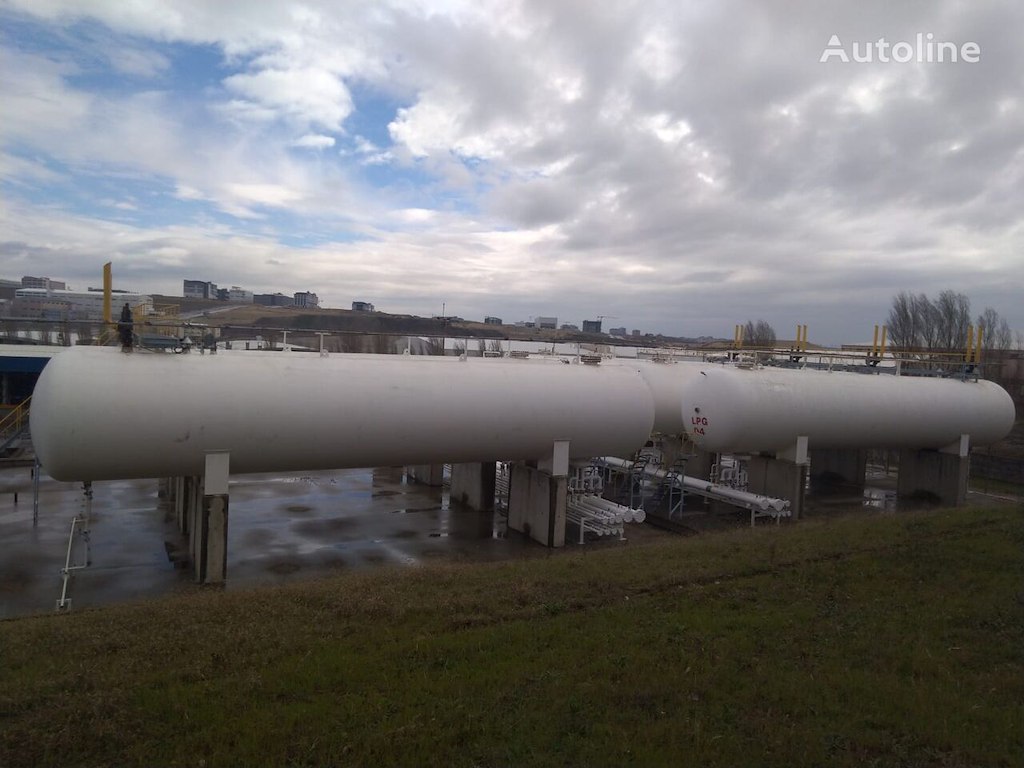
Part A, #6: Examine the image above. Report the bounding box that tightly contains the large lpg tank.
[619,360,706,435]
[30,347,655,482]
[682,365,1015,454]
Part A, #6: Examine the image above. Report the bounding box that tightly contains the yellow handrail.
[0,395,32,438]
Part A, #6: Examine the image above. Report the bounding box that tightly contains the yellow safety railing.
[0,395,32,449]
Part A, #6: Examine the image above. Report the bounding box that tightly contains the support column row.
[165,451,230,584]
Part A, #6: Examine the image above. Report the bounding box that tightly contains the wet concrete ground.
[2,463,1015,620]
[0,466,551,619]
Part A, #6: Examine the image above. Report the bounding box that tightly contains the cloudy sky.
[1,0,1021,344]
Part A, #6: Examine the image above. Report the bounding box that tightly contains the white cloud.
[223,182,303,208]
[0,0,1022,341]
[106,46,171,78]
[292,134,336,149]
[223,67,353,131]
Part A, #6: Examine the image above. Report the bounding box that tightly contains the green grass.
[2,504,1022,767]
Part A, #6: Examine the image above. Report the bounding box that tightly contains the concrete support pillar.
[450,462,496,511]
[176,475,194,535]
[747,438,809,519]
[508,464,567,547]
[658,435,686,467]
[897,435,969,507]
[192,451,230,584]
[508,440,570,547]
[170,477,181,533]
[187,475,203,566]
[809,449,867,488]
[406,464,445,487]
[687,448,716,481]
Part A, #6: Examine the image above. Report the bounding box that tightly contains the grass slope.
[2,505,1022,767]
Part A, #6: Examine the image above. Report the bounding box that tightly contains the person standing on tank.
[117,302,134,352]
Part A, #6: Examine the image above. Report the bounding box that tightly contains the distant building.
[254,293,295,307]
[22,276,66,291]
[183,279,218,299]
[0,279,21,302]
[216,288,229,301]
[294,292,320,308]
[560,323,579,331]
[351,301,374,312]
[609,327,627,337]
[631,329,641,337]
[582,320,603,334]
[13,288,152,320]
[536,316,558,329]
[484,316,503,325]
[227,286,254,303]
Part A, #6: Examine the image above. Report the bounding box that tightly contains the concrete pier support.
[170,476,189,535]
[508,440,570,547]
[406,464,445,487]
[178,476,201,536]
[747,438,809,519]
[897,435,969,506]
[810,449,867,488]
[186,476,203,573]
[450,462,496,511]
[657,435,686,467]
[508,464,567,547]
[687,448,716,481]
[189,451,230,584]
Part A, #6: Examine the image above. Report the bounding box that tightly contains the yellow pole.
[801,325,808,351]
[103,262,112,325]
[974,325,984,363]
[879,326,887,358]
[871,325,879,357]
[965,324,974,362]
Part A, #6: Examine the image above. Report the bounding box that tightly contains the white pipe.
[577,497,624,523]
[598,456,789,514]
[680,476,787,513]
[565,509,620,537]
[576,496,633,523]
[583,495,644,523]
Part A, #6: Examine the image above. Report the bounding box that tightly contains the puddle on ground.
[863,486,898,511]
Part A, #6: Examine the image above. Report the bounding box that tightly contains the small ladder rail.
[56,483,93,611]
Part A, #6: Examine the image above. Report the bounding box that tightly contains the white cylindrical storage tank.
[682,365,1015,454]
[625,360,706,435]
[31,347,656,482]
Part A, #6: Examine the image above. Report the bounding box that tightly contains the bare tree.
[422,337,446,355]
[887,291,921,350]
[75,321,94,346]
[914,293,943,350]
[742,319,776,348]
[888,291,975,352]
[976,307,1012,351]
[933,290,971,351]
